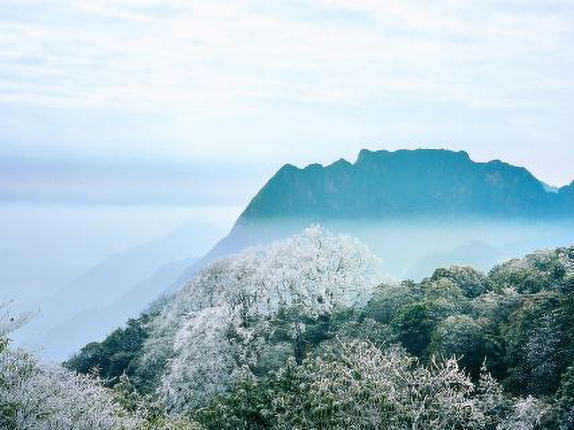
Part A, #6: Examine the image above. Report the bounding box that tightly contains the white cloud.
[0,0,573,185]
[1,0,572,110]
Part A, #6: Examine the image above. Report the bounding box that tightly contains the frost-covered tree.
[495,397,550,430]
[502,292,569,396]
[271,341,485,430]
[140,226,382,412]
[489,247,574,294]
[197,340,549,430]
[0,301,32,342]
[555,362,574,430]
[0,301,145,430]
[0,348,143,430]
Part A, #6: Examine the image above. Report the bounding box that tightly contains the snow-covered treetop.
[156,225,382,334]
[141,226,383,411]
[0,301,32,341]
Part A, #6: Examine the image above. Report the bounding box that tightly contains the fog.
[338,219,574,280]
[208,216,574,283]
[3,201,574,359]
[0,202,241,312]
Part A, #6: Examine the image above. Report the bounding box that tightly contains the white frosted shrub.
[271,340,526,430]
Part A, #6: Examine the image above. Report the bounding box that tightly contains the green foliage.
[110,374,205,430]
[196,340,543,430]
[429,315,489,379]
[555,362,574,430]
[195,377,274,430]
[65,312,154,391]
[489,248,574,294]
[363,280,422,324]
[430,266,493,298]
[69,244,574,429]
[392,302,435,357]
[502,292,572,395]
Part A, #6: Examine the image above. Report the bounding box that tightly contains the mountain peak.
[355,148,472,166]
[303,163,323,171]
[329,158,353,169]
[277,163,299,174]
[238,148,570,223]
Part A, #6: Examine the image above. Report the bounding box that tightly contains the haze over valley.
[3,1,574,428]
[8,148,574,360]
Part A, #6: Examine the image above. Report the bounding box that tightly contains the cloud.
[0,0,573,188]
[1,0,572,111]
[0,153,269,205]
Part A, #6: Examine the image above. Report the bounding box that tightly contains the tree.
[489,248,574,295]
[196,340,548,430]
[429,315,489,380]
[555,362,574,430]
[0,302,143,430]
[65,313,154,390]
[502,292,568,396]
[141,226,383,413]
[430,266,493,299]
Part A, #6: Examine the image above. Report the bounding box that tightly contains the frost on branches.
[0,301,142,430]
[273,340,507,430]
[199,340,551,430]
[141,226,382,412]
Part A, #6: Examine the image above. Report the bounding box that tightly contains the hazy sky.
[0,203,242,306]
[1,0,574,207]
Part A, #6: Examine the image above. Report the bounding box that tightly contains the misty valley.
[4,0,574,426]
[2,149,574,429]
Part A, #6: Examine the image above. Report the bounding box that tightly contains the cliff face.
[238,149,563,223]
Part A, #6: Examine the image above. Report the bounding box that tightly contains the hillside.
[560,180,574,206]
[16,217,221,360]
[65,227,574,429]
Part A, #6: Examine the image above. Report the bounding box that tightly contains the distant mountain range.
[175,149,574,287]
[240,149,573,221]
[17,218,222,359]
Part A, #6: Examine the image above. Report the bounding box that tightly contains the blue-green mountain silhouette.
[173,149,574,287]
[239,149,570,221]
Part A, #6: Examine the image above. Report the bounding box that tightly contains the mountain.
[239,149,566,221]
[65,231,574,429]
[36,149,571,357]
[55,149,574,428]
[17,218,223,359]
[559,180,574,205]
[540,181,559,193]
[174,149,574,285]
[35,257,195,359]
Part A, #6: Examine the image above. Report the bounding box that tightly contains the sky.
[1,0,574,205]
[0,202,241,306]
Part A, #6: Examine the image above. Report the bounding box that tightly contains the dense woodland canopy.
[3,226,574,429]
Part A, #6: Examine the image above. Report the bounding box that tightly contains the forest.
[2,226,574,429]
